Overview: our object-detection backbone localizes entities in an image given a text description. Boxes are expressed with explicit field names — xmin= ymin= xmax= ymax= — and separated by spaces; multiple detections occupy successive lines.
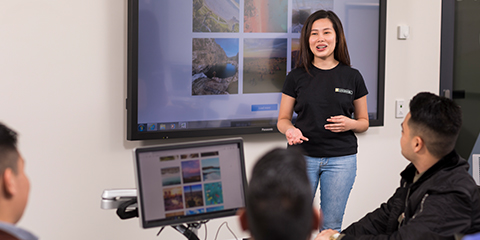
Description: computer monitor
xmin=133 ymin=138 xmax=247 ymax=228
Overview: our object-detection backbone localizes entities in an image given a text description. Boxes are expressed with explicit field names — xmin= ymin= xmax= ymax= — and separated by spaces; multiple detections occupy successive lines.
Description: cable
xmin=202 ymin=220 xmax=208 ymax=240
xmin=213 ymin=221 xmax=238 ymax=240
xmin=156 ymin=226 xmax=165 ymax=236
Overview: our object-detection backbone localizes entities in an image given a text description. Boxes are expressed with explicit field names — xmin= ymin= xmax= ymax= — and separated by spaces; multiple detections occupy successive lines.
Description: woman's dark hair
xmin=295 ymin=10 xmax=350 ymax=73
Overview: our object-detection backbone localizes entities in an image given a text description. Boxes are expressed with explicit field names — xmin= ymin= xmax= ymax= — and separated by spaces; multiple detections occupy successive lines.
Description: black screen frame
xmin=126 ymin=0 xmax=386 ymax=140
xmin=133 ymin=137 xmax=248 ymax=228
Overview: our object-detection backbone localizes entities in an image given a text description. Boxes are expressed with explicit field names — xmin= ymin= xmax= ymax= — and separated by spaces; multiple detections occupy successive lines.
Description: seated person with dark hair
xmin=238 ymin=148 xmax=321 ymax=240
xmin=316 ymin=92 xmax=480 ymax=240
xmin=0 ymin=123 xmax=37 ymax=240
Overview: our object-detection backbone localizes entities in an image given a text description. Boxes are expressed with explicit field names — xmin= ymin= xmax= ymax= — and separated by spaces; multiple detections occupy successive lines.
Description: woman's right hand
xmin=285 ymin=128 xmax=309 ymax=145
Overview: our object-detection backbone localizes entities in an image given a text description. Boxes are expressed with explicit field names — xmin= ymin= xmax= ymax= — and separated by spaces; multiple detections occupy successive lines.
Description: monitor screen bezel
xmin=126 ymin=0 xmax=386 ymax=140
xmin=133 ymin=137 xmax=248 ymax=228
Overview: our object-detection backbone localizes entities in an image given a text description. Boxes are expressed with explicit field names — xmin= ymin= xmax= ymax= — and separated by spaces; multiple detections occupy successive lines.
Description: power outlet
xmin=396 ymin=99 xmax=405 ymax=118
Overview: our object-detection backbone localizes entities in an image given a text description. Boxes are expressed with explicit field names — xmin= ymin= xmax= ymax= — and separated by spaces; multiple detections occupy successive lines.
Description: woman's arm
xmin=352 ymin=95 xmax=369 ymax=133
xmin=277 ymin=94 xmax=309 ymax=145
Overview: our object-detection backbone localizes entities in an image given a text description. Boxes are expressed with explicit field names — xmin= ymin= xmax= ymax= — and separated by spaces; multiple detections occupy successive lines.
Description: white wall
xmin=0 ymin=0 xmax=441 ymax=239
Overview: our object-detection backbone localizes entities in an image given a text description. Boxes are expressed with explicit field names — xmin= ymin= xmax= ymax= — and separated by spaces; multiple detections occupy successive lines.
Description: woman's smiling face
xmin=309 ymin=18 xmax=336 ymax=63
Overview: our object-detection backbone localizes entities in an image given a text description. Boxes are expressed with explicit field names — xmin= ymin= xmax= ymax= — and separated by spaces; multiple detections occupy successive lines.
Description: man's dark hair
xmin=246 ymin=148 xmax=313 ymax=240
xmin=0 ymin=122 xmax=19 ymax=174
xmin=409 ymin=92 xmax=462 ymax=158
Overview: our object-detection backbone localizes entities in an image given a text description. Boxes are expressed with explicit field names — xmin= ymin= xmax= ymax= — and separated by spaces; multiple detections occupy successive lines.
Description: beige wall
xmin=0 ymin=0 xmax=441 ymax=239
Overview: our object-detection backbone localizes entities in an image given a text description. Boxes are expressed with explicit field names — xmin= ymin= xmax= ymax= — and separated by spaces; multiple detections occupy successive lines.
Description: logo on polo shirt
xmin=335 ymin=88 xmax=353 ymax=95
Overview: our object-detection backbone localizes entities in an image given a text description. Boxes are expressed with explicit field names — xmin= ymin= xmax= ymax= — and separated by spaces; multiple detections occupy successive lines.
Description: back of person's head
xmin=0 ymin=122 xmax=19 ymax=175
xmin=408 ymin=92 xmax=462 ymax=158
xmin=297 ymin=9 xmax=350 ymax=70
xmin=246 ymin=148 xmax=313 ymax=240
xmin=0 ymin=122 xmax=32 ymax=226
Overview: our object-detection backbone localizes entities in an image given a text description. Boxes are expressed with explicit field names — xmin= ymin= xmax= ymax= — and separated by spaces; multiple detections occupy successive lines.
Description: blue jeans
xmin=305 ymin=154 xmax=357 ymax=232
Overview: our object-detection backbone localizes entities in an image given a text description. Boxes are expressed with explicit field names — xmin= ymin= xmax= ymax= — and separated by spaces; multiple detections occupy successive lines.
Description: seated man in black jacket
xmin=316 ymin=92 xmax=480 ymax=240
xmin=238 ymin=148 xmax=321 ymax=240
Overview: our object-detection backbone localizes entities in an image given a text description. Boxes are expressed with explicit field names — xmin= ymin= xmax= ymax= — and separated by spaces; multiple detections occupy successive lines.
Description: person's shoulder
xmin=449 ymin=169 xmax=479 ymax=192
xmin=334 ymin=64 xmax=364 ymax=83
xmin=336 ymin=63 xmax=361 ymax=74
xmin=0 ymin=223 xmax=20 ymax=240
xmin=286 ymin=67 xmax=311 ymax=81
xmin=0 ymin=230 xmax=19 ymax=240
xmin=430 ymin=160 xmax=477 ymax=195
xmin=288 ymin=66 xmax=308 ymax=75
xmin=0 ymin=222 xmax=37 ymax=240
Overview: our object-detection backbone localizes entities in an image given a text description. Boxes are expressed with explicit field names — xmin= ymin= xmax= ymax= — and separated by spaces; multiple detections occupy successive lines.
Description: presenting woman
xmin=277 ymin=10 xmax=369 ymax=232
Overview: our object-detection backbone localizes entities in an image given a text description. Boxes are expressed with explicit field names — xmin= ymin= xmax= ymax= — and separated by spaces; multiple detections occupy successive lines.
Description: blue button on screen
xmin=251 ymin=104 xmax=278 ymax=111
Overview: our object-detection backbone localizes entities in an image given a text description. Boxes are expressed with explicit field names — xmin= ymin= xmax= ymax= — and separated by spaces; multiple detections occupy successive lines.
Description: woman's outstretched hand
xmin=285 ymin=128 xmax=309 ymax=145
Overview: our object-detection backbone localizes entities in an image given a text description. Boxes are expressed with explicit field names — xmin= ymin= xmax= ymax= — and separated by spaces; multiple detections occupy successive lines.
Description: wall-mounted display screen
xmin=127 ymin=0 xmax=386 ymax=140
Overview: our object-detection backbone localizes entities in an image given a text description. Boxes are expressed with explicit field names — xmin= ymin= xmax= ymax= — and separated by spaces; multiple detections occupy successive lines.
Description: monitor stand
xmin=172 ymin=224 xmax=200 ymax=240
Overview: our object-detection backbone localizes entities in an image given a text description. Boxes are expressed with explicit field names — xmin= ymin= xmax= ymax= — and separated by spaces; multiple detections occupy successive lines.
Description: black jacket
xmin=341 ymin=151 xmax=480 ymax=240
